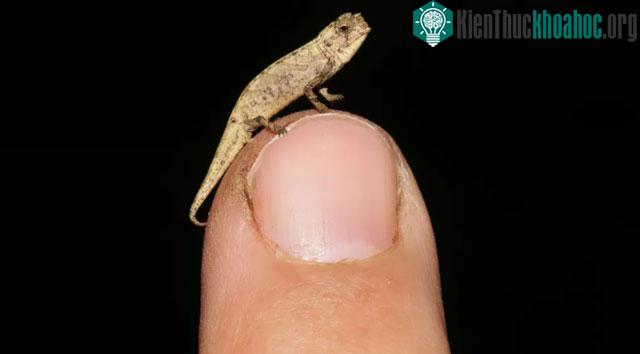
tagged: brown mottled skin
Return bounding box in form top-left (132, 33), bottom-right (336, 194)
top-left (189, 13), bottom-right (371, 226)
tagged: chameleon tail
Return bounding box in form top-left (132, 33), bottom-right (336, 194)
top-left (189, 125), bottom-right (248, 226)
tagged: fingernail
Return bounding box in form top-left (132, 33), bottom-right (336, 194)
top-left (249, 113), bottom-right (397, 263)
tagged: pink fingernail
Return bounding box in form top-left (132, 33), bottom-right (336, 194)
top-left (249, 113), bottom-right (397, 263)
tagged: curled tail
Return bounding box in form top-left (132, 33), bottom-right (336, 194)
top-left (189, 124), bottom-right (249, 226)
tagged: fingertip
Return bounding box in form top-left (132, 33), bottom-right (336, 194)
top-left (199, 110), bottom-right (449, 353)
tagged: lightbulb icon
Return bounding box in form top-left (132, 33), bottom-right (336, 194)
top-left (415, 2), bottom-right (450, 47)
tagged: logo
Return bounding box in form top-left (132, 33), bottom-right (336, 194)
top-left (413, 1), bottom-right (454, 46)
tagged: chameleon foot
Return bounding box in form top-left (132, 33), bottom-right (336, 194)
top-left (248, 115), bottom-right (287, 136)
top-left (319, 87), bottom-right (344, 102)
top-left (267, 121), bottom-right (288, 137)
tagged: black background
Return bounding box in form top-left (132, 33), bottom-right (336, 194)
top-left (2, 0), bottom-right (638, 353)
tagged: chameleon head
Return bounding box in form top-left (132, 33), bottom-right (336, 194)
top-left (318, 12), bottom-right (371, 66)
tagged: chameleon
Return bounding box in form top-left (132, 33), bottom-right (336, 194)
top-left (189, 12), bottom-right (371, 226)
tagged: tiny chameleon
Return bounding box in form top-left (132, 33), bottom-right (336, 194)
top-left (189, 12), bottom-right (371, 226)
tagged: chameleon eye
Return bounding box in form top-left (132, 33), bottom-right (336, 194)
top-left (339, 25), bottom-right (350, 32)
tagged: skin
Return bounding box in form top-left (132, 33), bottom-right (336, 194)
top-left (190, 13), bottom-right (371, 226)
top-left (200, 111), bottom-right (451, 353)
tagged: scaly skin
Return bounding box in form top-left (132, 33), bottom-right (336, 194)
top-left (190, 12), bottom-right (371, 226)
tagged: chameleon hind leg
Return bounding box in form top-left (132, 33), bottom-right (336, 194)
top-left (246, 115), bottom-right (287, 136)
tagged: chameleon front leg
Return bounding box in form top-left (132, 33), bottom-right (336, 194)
top-left (306, 84), bottom-right (346, 111)
top-left (246, 115), bottom-right (287, 136)
top-left (304, 80), bottom-right (329, 112)
top-left (318, 87), bottom-right (344, 102)
top-left (304, 55), bottom-right (343, 112)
